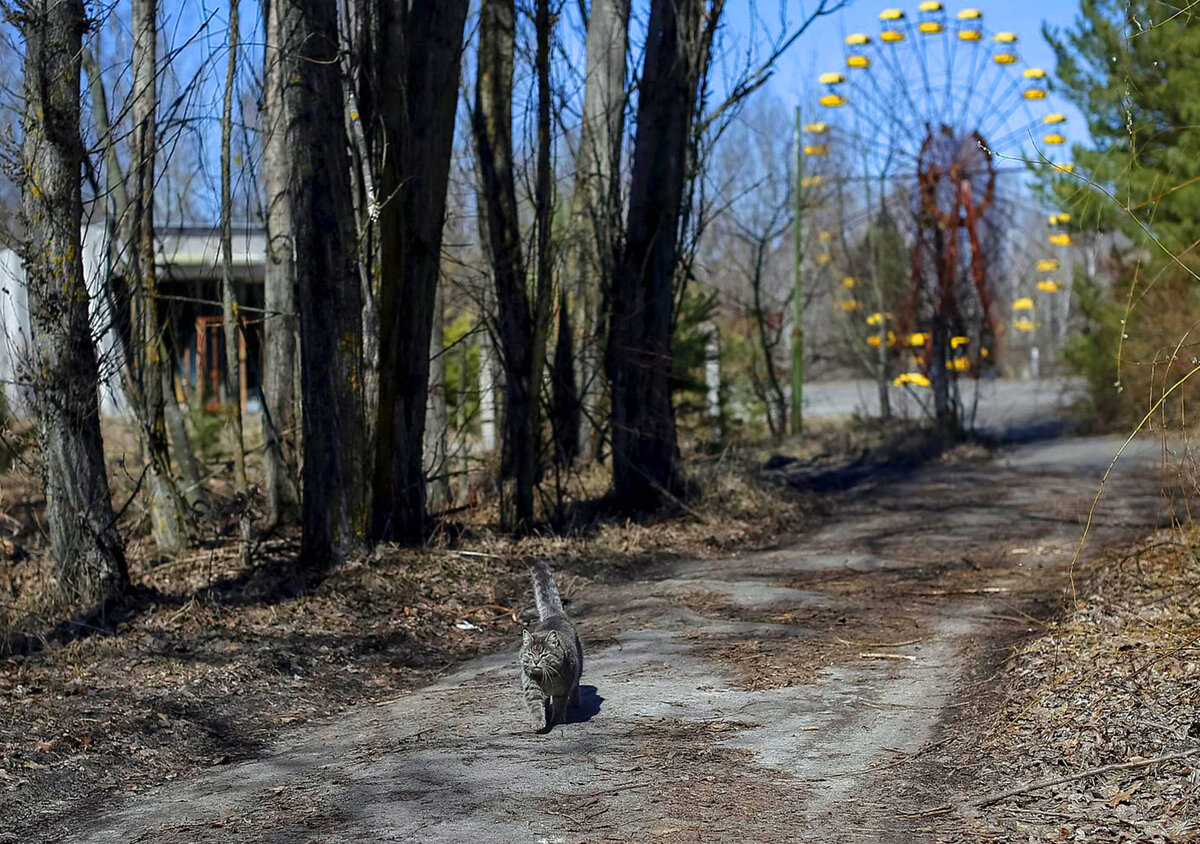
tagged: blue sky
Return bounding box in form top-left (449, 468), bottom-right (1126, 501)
top-left (721, 0), bottom-right (1089, 155)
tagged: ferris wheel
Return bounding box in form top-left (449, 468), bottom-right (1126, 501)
top-left (800, 2), bottom-right (1075, 412)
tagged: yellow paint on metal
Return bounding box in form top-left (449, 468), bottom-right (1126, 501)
top-left (894, 372), bottom-right (931, 387)
top-left (866, 311), bottom-right (892, 326)
top-left (841, 299), bottom-right (860, 311)
top-left (817, 252), bottom-right (832, 264)
top-left (819, 71), bottom-right (846, 85)
top-left (908, 332), bottom-right (927, 346)
top-left (819, 93), bottom-right (847, 107)
top-left (802, 175), bottom-right (824, 188)
top-left (958, 29), bottom-right (981, 41)
top-left (881, 29), bottom-right (905, 43)
top-left (918, 1), bottom-right (943, 11)
top-left (1044, 112), bottom-right (1067, 124)
top-left (1024, 88), bottom-right (1046, 100)
top-left (847, 55), bottom-right (871, 69)
top-left (1049, 212), bottom-right (1071, 225)
top-left (951, 335), bottom-right (969, 349)
top-left (818, 230), bottom-right (833, 241)
top-left (957, 8), bottom-right (982, 19)
top-left (879, 8), bottom-right (904, 20)
top-left (804, 144), bottom-right (829, 156)
top-left (1037, 280), bottom-right (1061, 293)
top-left (1049, 233), bottom-right (1071, 246)
top-left (919, 21), bottom-right (943, 34)
top-left (1043, 132), bottom-right (1066, 145)
top-left (1036, 259), bottom-right (1060, 272)
top-left (994, 31), bottom-right (1018, 43)
top-left (1023, 68), bottom-right (1046, 79)
top-left (841, 276), bottom-right (855, 288)
top-left (1013, 297), bottom-right (1034, 311)
top-left (993, 53), bottom-right (1017, 64)
top-left (1013, 318), bottom-right (1036, 332)
top-left (845, 33), bottom-right (871, 46)
top-left (804, 122), bottom-right (828, 133)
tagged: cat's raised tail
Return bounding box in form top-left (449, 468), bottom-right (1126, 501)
top-left (530, 561), bottom-right (565, 619)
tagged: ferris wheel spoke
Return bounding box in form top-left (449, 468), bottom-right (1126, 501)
top-left (911, 22), bottom-right (940, 124)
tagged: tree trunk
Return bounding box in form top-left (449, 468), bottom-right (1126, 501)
top-left (221, 0), bottom-right (250, 562)
top-left (472, 0), bottom-right (551, 532)
top-left (369, 0), bottom-right (469, 544)
top-left (85, 42), bottom-right (207, 518)
top-left (261, 0), bottom-right (300, 526)
top-left (18, 0), bottom-right (129, 603)
top-left (608, 0), bottom-right (703, 510)
top-left (572, 0), bottom-right (630, 463)
top-left (479, 326), bottom-right (498, 453)
top-left (131, 0), bottom-right (189, 554)
top-left (551, 288), bottom-right (578, 466)
top-left (423, 282), bottom-right (449, 514)
top-left (280, 0), bottom-right (368, 567)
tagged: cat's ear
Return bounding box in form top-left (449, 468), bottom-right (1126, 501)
top-left (546, 631), bottom-right (559, 647)
top-left (522, 629), bottom-right (533, 646)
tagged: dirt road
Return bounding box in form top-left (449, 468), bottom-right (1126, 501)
top-left (67, 433), bottom-right (1166, 844)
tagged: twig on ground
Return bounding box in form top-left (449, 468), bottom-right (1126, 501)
top-left (968, 748), bottom-right (1200, 808)
top-left (859, 652), bottom-right (917, 662)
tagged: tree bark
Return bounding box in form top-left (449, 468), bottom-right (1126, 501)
top-left (608, 0), bottom-right (704, 510)
top-left (280, 0), bottom-right (368, 567)
top-left (551, 288), bottom-right (578, 466)
top-left (369, 0), bottom-right (469, 544)
top-left (220, 0), bottom-right (250, 562)
top-left (423, 282), bottom-right (449, 514)
top-left (18, 0), bottom-right (129, 603)
top-left (261, 0), bottom-right (300, 526)
top-left (131, 0), bottom-right (190, 553)
top-left (472, 0), bottom-right (553, 531)
top-left (571, 0), bottom-right (630, 463)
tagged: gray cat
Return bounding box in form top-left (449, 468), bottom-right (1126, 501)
top-left (519, 562), bottom-right (584, 733)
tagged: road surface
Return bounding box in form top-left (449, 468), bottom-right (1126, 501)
top-left (67, 422), bottom-right (1168, 843)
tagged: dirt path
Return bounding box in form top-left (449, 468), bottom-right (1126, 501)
top-left (64, 434), bottom-right (1166, 844)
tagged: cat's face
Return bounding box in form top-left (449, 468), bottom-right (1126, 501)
top-left (521, 630), bottom-right (563, 680)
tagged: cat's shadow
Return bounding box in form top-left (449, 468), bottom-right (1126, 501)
top-left (566, 685), bottom-right (603, 724)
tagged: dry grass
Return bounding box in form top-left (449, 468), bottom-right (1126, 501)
top-left (964, 530), bottom-right (1200, 841)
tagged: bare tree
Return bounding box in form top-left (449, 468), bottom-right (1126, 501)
top-left (16, 0), bottom-right (128, 602)
top-left (129, 0), bottom-right (192, 553)
top-left (261, 0), bottom-right (300, 526)
top-left (279, 0), bottom-right (368, 567)
top-left (568, 0), bottom-right (629, 463)
top-left (369, 0), bottom-right (470, 544)
top-left (609, 0), bottom-right (712, 509)
top-left (220, 0), bottom-right (250, 561)
top-left (471, 0), bottom-right (554, 530)
top-left (82, 43), bottom-right (208, 520)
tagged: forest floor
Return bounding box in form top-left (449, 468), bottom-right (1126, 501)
top-left (0, 413), bottom-right (936, 840)
top-left (6, 413), bottom-right (1192, 842)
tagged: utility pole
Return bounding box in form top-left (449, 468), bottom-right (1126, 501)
top-left (790, 105), bottom-right (805, 436)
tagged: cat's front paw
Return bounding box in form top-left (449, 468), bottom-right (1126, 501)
top-left (531, 715), bottom-right (548, 733)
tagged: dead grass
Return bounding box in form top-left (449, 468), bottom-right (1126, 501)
top-left (963, 530), bottom-right (1200, 842)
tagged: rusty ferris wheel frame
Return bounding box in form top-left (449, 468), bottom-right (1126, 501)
top-left (805, 3), bottom-right (1074, 431)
